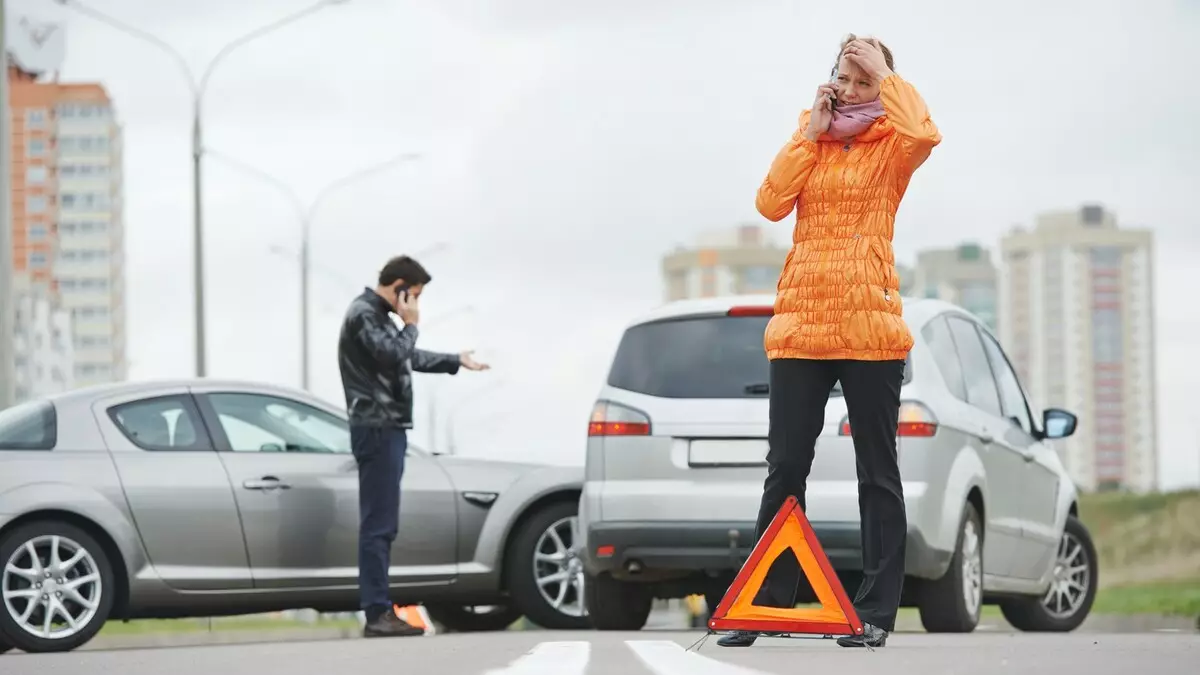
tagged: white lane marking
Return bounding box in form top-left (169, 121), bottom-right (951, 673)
top-left (482, 641), bottom-right (590, 675)
top-left (627, 640), bottom-right (773, 675)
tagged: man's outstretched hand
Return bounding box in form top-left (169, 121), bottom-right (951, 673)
top-left (459, 350), bottom-right (490, 371)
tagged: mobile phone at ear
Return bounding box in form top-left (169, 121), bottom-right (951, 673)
top-left (394, 283), bottom-right (411, 303)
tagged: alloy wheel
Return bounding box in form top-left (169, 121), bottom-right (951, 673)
top-left (2, 535), bottom-right (103, 640)
top-left (532, 515), bottom-right (586, 618)
top-left (960, 517), bottom-right (983, 618)
top-left (1042, 530), bottom-right (1090, 619)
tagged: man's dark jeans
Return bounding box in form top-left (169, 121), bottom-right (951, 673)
top-left (351, 425), bottom-right (407, 622)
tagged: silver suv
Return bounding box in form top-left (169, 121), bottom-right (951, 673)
top-left (579, 294), bottom-right (1099, 634)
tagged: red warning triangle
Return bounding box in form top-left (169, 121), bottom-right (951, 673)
top-left (708, 495), bottom-right (863, 636)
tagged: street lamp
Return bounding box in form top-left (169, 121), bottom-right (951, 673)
top-left (207, 150), bottom-right (424, 390)
top-left (56, 0), bottom-right (351, 379)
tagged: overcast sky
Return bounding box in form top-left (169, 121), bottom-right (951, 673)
top-left (11, 0), bottom-right (1199, 489)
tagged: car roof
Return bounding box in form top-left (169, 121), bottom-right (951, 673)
top-left (625, 294), bottom-right (959, 329)
top-left (38, 378), bottom-right (315, 407)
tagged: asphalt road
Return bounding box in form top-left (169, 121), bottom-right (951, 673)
top-left (4, 630), bottom-right (1198, 675)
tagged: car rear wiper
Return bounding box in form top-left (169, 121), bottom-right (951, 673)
top-left (744, 383), bottom-right (769, 395)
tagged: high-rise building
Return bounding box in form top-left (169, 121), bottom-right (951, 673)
top-left (7, 23), bottom-right (127, 389)
top-left (13, 288), bottom-right (74, 402)
top-left (661, 224), bottom-right (789, 301)
top-left (999, 204), bottom-right (1157, 493)
top-left (912, 243), bottom-right (999, 330)
top-left (895, 262), bottom-right (916, 297)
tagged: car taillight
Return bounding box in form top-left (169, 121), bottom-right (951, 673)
top-left (588, 400), bottom-right (651, 436)
top-left (727, 305), bottom-right (774, 317)
top-left (839, 401), bottom-right (938, 437)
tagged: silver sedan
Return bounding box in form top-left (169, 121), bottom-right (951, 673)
top-left (0, 379), bottom-right (588, 653)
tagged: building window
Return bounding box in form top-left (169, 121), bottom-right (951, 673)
top-left (60, 192), bottom-right (111, 211)
top-left (26, 108), bottom-right (48, 128)
top-left (61, 249), bottom-right (109, 263)
top-left (58, 135), bottom-right (110, 154)
top-left (26, 196), bottom-right (47, 214)
top-left (26, 166), bottom-right (48, 184)
top-left (29, 224), bottom-right (48, 239)
top-left (27, 139), bottom-right (46, 157)
top-left (29, 252), bottom-right (47, 268)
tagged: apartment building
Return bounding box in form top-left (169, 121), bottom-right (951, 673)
top-left (7, 25), bottom-right (127, 389)
top-left (912, 242), bottom-right (999, 331)
top-left (999, 204), bottom-right (1157, 492)
top-left (13, 289), bottom-right (74, 402)
top-left (661, 224), bottom-right (790, 300)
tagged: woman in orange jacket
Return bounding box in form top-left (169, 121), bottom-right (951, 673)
top-left (719, 34), bottom-right (940, 649)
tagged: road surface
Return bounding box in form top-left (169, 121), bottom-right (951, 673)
top-left (3, 630), bottom-right (1198, 674)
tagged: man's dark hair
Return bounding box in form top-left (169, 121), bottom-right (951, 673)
top-left (378, 255), bottom-right (432, 287)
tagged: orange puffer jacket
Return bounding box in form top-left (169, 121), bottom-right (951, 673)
top-left (755, 73), bottom-right (941, 362)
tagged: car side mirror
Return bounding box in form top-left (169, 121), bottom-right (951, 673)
top-left (1041, 409), bottom-right (1077, 439)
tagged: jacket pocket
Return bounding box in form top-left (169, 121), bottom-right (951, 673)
top-left (867, 237), bottom-right (892, 289)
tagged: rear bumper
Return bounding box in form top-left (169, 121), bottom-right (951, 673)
top-left (581, 521), bottom-right (951, 580)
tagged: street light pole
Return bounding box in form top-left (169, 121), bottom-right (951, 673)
top-left (206, 150), bottom-right (424, 390)
top-left (0, 0), bottom-right (16, 410)
top-left (57, 0), bottom-right (348, 378)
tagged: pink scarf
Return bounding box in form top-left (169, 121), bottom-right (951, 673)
top-left (826, 99), bottom-right (885, 140)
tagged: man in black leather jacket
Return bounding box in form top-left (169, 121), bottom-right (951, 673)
top-left (337, 254), bottom-right (488, 637)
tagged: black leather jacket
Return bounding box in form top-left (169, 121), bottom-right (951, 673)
top-left (337, 288), bottom-right (460, 428)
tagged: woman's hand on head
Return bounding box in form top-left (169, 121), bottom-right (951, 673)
top-left (805, 84), bottom-right (837, 141)
top-left (843, 39), bottom-right (893, 82)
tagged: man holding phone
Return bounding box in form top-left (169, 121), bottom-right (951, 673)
top-left (337, 254), bottom-right (489, 637)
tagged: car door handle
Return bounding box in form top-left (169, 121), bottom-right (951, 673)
top-left (243, 476), bottom-right (291, 491)
top-left (978, 432), bottom-right (994, 445)
top-left (1022, 452), bottom-right (1037, 463)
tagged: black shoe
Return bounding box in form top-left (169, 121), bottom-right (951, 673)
top-left (716, 631), bottom-right (762, 647)
top-left (363, 610), bottom-right (425, 638)
top-left (836, 623), bottom-right (888, 648)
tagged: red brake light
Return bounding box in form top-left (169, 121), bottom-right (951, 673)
top-left (727, 305), bottom-right (774, 317)
top-left (839, 402), bottom-right (938, 437)
top-left (588, 400), bottom-right (651, 437)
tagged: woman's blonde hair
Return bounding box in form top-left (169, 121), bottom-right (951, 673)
top-left (833, 33), bottom-right (895, 77)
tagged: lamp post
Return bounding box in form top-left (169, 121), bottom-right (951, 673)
top-left (207, 150), bottom-right (424, 390)
top-left (0, 0), bottom-right (15, 410)
top-left (56, 0), bottom-right (351, 378)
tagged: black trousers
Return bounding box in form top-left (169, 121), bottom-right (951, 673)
top-left (351, 425), bottom-right (408, 622)
top-left (751, 358), bottom-right (907, 632)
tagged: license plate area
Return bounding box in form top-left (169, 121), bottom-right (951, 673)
top-left (687, 439), bottom-right (769, 467)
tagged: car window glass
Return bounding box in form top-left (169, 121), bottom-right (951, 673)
top-left (0, 399), bottom-right (57, 450)
top-left (206, 393), bottom-right (350, 453)
top-left (109, 395), bottom-right (210, 451)
top-left (945, 317), bottom-right (1003, 418)
top-left (978, 329), bottom-right (1034, 435)
top-left (608, 314), bottom-right (911, 399)
top-left (920, 315), bottom-right (967, 401)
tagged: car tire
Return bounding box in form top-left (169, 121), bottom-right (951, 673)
top-left (504, 500), bottom-right (592, 630)
top-left (0, 520), bottom-right (116, 653)
top-left (425, 603), bottom-right (523, 633)
top-left (584, 571), bottom-right (652, 631)
top-left (999, 515), bottom-right (1098, 632)
top-left (918, 501), bottom-right (983, 633)
top-left (0, 639), bottom-right (12, 654)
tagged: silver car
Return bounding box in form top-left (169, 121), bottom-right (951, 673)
top-left (0, 379), bottom-right (587, 654)
top-left (579, 294), bottom-right (1099, 634)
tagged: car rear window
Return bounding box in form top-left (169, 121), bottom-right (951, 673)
top-left (0, 399), bottom-right (58, 450)
top-left (606, 314), bottom-right (781, 399)
top-left (607, 313), bottom-right (913, 399)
